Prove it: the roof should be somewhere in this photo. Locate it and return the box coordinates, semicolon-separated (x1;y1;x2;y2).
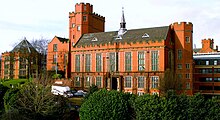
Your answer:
56;36;69;43
75;26;169;47
193;53;220;60
193;48;201;53
11;38;38;54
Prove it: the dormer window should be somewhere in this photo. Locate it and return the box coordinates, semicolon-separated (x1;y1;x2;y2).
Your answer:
92;37;98;41
115;36;122;40
142;33;150;38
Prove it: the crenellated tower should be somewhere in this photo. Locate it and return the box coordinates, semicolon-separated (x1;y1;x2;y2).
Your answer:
68;2;105;78
171;22;193;95
69;2;105;47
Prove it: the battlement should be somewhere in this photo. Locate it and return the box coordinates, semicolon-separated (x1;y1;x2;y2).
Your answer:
172;22;192;26
92;12;105;19
202;38;213;41
75;2;92;7
170;21;193;30
75;2;93;13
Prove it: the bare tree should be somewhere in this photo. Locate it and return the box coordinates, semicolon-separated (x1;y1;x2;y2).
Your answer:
159;69;181;96
30;37;49;55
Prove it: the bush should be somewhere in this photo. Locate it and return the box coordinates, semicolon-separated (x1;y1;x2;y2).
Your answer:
80;89;134;120
83;84;99;100
0;84;9;115
52;74;62;79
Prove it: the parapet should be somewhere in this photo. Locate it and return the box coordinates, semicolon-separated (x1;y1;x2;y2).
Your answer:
92;12;105;20
170;21;193;30
172;22;192;26
202;38;213;41
75;2;92;7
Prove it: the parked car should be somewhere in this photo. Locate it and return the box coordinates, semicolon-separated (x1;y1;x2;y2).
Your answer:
74;90;87;97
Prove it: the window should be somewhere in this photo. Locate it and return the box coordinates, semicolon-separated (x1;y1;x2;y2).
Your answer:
151;76;159;88
72;23;75;28
53;44;57;52
74;76;80;87
214;60;217;65
178;74;182;79
84;5;87;10
206;78;212;82
186;73;190;79
178;50;182;60
77;26;81;31
109;53;116;72
92;37;98;41
186;63;190;69
137;92;144;96
177;64;182;69
96;53;102;72
125;52;131;71
83;16;87;21
138;76;145;88
75;55;80;72
206;61;209;65
186;83;190;89
151;51;158;71
152;92;159;95
186;36;190;43
125;76;132;88
138;52;145;71
85;54;91;72
53;54;57;63
96;76;102;87
142;33;150;38
85;76;91;87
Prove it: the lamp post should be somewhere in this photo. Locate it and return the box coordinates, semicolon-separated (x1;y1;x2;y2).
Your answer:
55;52;58;75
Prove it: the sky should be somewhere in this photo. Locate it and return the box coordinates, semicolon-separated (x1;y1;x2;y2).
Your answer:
0;0;220;54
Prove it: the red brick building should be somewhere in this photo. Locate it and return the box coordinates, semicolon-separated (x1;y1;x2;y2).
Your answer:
193;39;220;96
47;36;69;77
1;38;40;79
48;2;193;95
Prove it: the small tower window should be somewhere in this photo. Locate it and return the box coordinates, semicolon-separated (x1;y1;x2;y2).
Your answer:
77;26;81;31
186;36;190;43
84;5;87;11
142;33;150;38
83;16;87;21
72;23;75;28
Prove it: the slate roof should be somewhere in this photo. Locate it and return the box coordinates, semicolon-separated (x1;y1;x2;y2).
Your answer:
11;38;38;53
56;36;69;43
75;26;170;47
193;48;201;53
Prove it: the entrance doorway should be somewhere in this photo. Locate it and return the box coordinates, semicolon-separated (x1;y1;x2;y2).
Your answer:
111;77;117;90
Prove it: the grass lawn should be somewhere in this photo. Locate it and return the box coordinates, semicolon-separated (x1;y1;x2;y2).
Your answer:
1;79;28;88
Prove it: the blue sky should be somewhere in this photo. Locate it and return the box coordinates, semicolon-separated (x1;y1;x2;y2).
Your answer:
0;0;220;53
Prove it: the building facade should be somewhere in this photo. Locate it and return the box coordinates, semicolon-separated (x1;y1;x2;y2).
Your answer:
48;2;194;95
47;3;105;78
65;3;193;95
193;39;220;96
47;36;69;77
1;38;41;79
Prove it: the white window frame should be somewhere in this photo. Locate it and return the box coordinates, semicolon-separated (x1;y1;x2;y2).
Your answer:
206;61;209;65
124;76;132;88
151;76;159;89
